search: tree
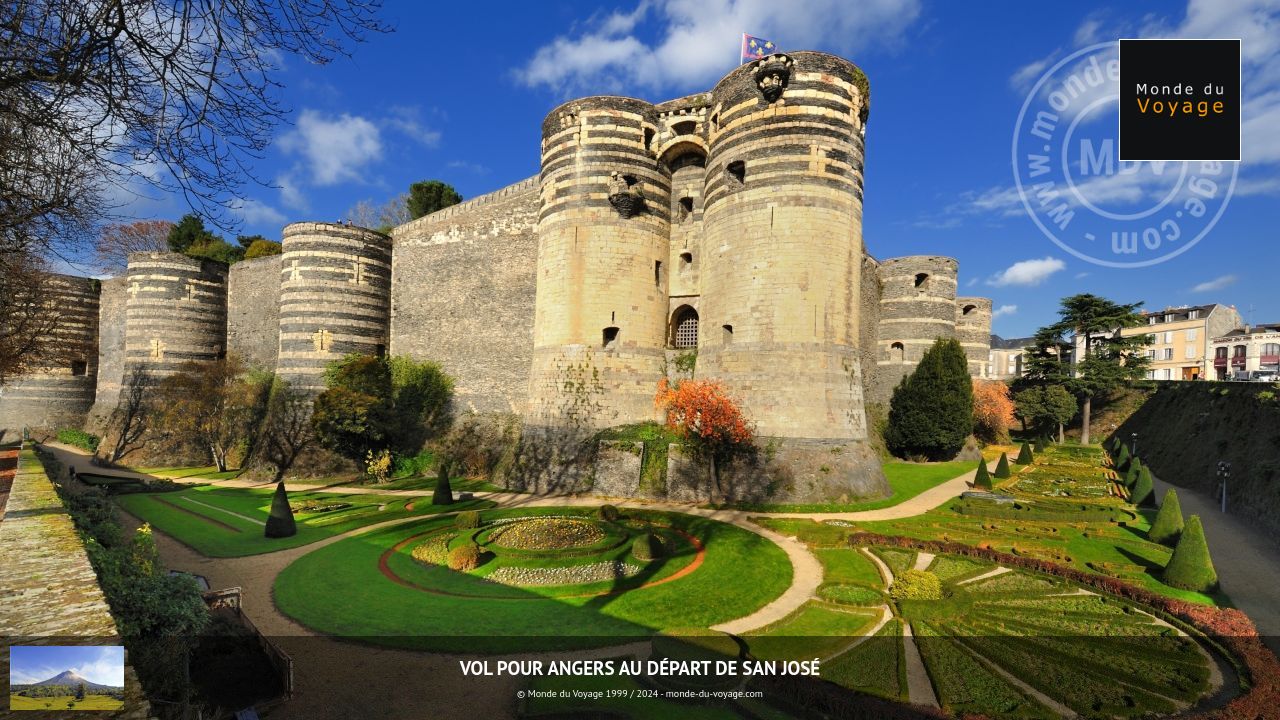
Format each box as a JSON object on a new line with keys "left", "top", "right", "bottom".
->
{"left": 993, "top": 452, "right": 1011, "bottom": 479}
{"left": 1015, "top": 441, "right": 1033, "bottom": 465}
{"left": 264, "top": 481, "right": 297, "bottom": 538}
{"left": 654, "top": 378, "right": 754, "bottom": 489}
{"left": 1, "top": 0, "right": 388, "bottom": 261}
{"left": 75, "top": 683, "right": 85, "bottom": 701}
{"left": 0, "top": 253, "right": 73, "bottom": 385}
{"left": 152, "top": 357, "right": 267, "bottom": 471}
{"left": 406, "top": 180, "right": 462, "bottom": 219}
{"left": 885, "top": 338, "right": 974, "bottom": 460}
{"left": 259, "top": 380, "right": 314, "bottom": 483}
{"left": 167, "top": 214, "right": 220, "bottom": 253}
{"left": 1162, "top": 515, "right": 1217, "bottom": 592}
{"left": 104, "top": 364, "right": 153, "bottom": 463}
{"left": 972, "top": 380, "right": 1015, "bottom": 443}
{"left": 1013, "top": 385, "right": 1076, "bottom": 442}
{"left": 347, "top": 193, "right": 411, "bottom": 232}
{"left": 432, "top": 460, "right": 454, "bottom": 505}
{"left": 1027, "top": 294, "right": 1150, "bottom": 444}
{"left": 1149, "top": 489, "right": 1184, "bottom": 546}
{"left": 973, "top": 458, "right": 993, "bottom": 490}
{"left": 1132, "top": 466, "right": 1154, "bottom": 506}
{"left": 387, "top": 356, "right": 454, "bottom": 450}
{"left": 244, "top": 239, "right": 283, "bottom": 259}
{"left": 312, "top": 355, "right": 394, "bottom": 463}
{"left": 94, "top": 221, "right": 173, "bottom": 274}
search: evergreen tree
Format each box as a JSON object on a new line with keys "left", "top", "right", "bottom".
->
{"left": 432, "top": 460, "right": 454, "bottom": 505}
{"left": 973, "top": 458, "right": 993, "bottom": 490}
{"left": 1016, "top": 441, "right": 1034, "bottom": 465}
{"left": 1163, "top": 515, "right": 1217, "bottom": 592}
{"left": 1131, "top": 466, "right": 1154, "bottom": 506}
{"left": 167, "top": 213, "right": 216, "bottom": 252}
{"left": 264, "top": 481, "right": 297, "bottom": 538}
{"left": 1125, "top": 457, "right": 1143, "bottom": 487}
{"left": 885, "top": 338, "right": 974, "bottom": 460}
{"left": 994, "top": 452, "right": 1011, "bottom": 479}
{"left": 1115, "top": 443, "right": 1131, "bottom": 471}
{"left": 1149, "top": 489, "right": 1184, "bottom": 545}
{"left": 406, "top": 180, "right": 462, "bottom": 219}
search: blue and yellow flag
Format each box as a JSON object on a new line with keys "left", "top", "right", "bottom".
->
{"left": 741, "top": 34, "right": 777, "bottom": 64}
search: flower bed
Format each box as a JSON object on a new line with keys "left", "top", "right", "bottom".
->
{"left": 487, "top": 561, "right": 642, "bottom": 587}
{"left": 486, "top": 517, "right": 607, "bottom": 550}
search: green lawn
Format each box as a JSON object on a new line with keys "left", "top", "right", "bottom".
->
{"left": 273, "top": 507, "right": 792, "bottom": 652}
{"left": 9, "top": 694, "right": 124, "bottom": 710}
{"left": 115, "top": 485, "right": 492, "bottom": 557}
{"left": 130, "top": 465, "right": 244, "bottom": 481}
{"left": 744, "top": 601, "right": 881, "bottom": 660}
{"left": 712, "top": 461, "right": 973, "bottom": 513}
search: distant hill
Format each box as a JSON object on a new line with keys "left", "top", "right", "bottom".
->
{"left": 26, "top": 670, "right": 120, "bottom": 693}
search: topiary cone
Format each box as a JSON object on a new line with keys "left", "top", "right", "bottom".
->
{"left": 1125, "top": 458, "right": 1143, "bottom": 488}
{"left": 264, "top": 481, "right": 297, "bottom": 538}
{"left": 1115, "top": 443, "right": 1131, "bottom": 471}
{"left": 993, "top": 452, "right": 1011, "bottom": 479}
{"left": 1131, "top": 466, "right": 1154, "bottom": 507}
{"left": 1163, "top": 515, "right": 1217, "bottom": 592}
{"left": 1016, "top": 441, "right": 1034, "bottom": 465}
{"left": 1149, "top": 489, "right": 1184, "bottom": 546}
{"left": 973, "top": 459, "right": 993, "bottom": 490}
{"left": 432, "top": 461, "right": 454, "bottom": 505}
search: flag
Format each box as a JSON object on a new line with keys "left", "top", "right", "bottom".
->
{"left": 741, "top": 34, "right": 777, "bottom": 64}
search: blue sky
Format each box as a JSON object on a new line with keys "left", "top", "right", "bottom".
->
{"left": 9, "top": 646, "right": 125, "bottom": 687}
{"left": 98, "top": 0, "right": 1280, "bottom": 338}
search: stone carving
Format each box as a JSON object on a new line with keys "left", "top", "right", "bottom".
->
{"left": 607, "top": 171, "right": 645, "bottom": 218}
{"left": 754, "top": 53, "right": 793, "bottom": 102}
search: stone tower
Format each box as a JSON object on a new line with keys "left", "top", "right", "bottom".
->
{"left": 956, "top": 297, "right": 993, "bottom": 378}
{"left": 0, "top": 275, "right": 100, "bottom": 432}
{"left": 871, "top": 255, "right": 959, "bottom": 403}
{"left": 123, "top": 253, "right": 228, "bottom": 379}
{"left": 697, "top": 52, "right": 872, "bottom": 441}
{"left": 525, "top": 97, "right": 672, "bottom": 429}
{"left": 277, "top": 222, "right": 393, "bottom": 394}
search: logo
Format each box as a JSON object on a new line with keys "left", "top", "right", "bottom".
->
{"left": 1012, "top": 42, "right": 1238, "bottom": 268}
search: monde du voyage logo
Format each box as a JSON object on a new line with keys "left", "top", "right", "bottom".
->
{"left": 1013, "top": 40, "right": 1241, "bottom": 268}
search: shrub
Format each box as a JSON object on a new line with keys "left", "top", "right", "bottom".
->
{"left": 1149, "top": 489, "right": 1184, "bottom": 546}
{"left": 243, "top": 239, "right": 282, "bottom": 259}
{"left": 993, "top": 452, "right": 1011, "bottom": 479}
{"left": 455, "top": 510, "right": 481, "bottom": 529}
{"left": 972, "top": 459, "right": 993, "bottom": 490}
{"left": 392, "top": 449, "right": 435, "bottom": 478}
{"left": 447, "top": 543, "right": 482, "bottom": 572}
{"left": 1015, "top": 441, "right": 1033, "bottom": 465}
{"left": 1033, "top": 434, "right": 1051, "bottom": 452}
{"left": 432, "top": 462, "right": 454, "bottom": 506}
{"left": 1125, "top": 459, "right": 1142, "bottom": 488}
{"left": 56, "top": 428, "right": 100, "bottom": 453}
{"left": 1131, "top": 466, "right": 1154, "bottom": 507}
{"left": 885, "top": 338, "right": 974, "bottom": 460}
{"left": 598, "top": 504, "right": 620, "bottom": 521}
{"left": 411, "top": 534, "right": 452, "bottom": 564}
{"left": 889, "top": 569, "right": 942, "bottom": 601}
{"left": 365, "top": 448, "right": 392, "bottom": 483}
{"left": 972, "top": 379, "right": 1015, "bottom": 443}
{"left": 1114, "top": 443, "right": 1131, "bottom": 471}
{"left": 632, "top": 532, "right": 665, "bottom": 561}
{"left": 264, "top": 481, "right": 297, "bottom": 538}
{"left": 1163, "top": 515, "right": 1217, "bottom": 592}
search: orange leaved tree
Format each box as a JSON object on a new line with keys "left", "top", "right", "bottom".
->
{"left": 972, "top": 379, "right": 1015, "bottom": 444}
{"left": 654, "top": 378, "right": 753, "bottom": 489}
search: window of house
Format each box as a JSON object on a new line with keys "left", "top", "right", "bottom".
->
{"left": 1264, "top": 343, "right": 1280, "bottom": 355}
{"left": 70, "top": 360, "right": 87, "bottom": 376}
{"left": 1165, "top": 314, "right": 1174, "bottom": 323}
{"left": 1186, "top": 345, "right": 1196, "bottom": 359}
{"left": 1189, "top": 310, "right": 1200, "bottom": 319}
{"left": 1148, "top": 316, "right": 1157, "bottom": 325}
{"left": 1187, "top": 328, "right": 1198, "bottom": 341}
{"left": 1215, "top": 347, "right": 1228, "bottom": 359}
{"left": 1162, "top": 348, "right": 1174, "bottom": 360}
{"left": 671, "top": 307, "right": 699, "bottom": 348}
{"left": 1164, "top": 331, "right": 1174, "bottom": 344}
{"left": 1147, "top": 349, "right": 1156, "bottom": 359}
{"left": 1147, "top": 370, "right": 1156, "bottom": 379}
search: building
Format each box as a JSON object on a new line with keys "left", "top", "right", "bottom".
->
{"left": 1210, "top": 323, "right": 1280, "bottom": 380}
{"left": 1072, "top": 304, "right": 1242, "bottom": 381}
{"left": 0, "top": 52, "right": 993, "bottom": 501}
{"left": 988, "top": 335, "right": 1036, "bottom": 380}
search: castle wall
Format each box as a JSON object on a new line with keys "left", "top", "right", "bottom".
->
{"left": 277, "top": 223, "right": 392, "bottom": 394}
{"left": 390, "top": 178, "right": 540, "bottom": 414}
{"left": 870, "top": 255, "right": 958, "bottom": 404}
{"left": 697, "top": 52, "right": 871, "bottom": 441}
{"left": 525, "top": 96, "right": 672, "bottom": 429}
{"left": 0, "top": 274, "right": 100, "bottom": 434}
{"left": 124, "top": 253, "right": 228, "bottom": 380}
{"left": 227, "top": 254, "right": 282, "bottom": 372}
{"left": 956, "top": 296, "right": 993, "bottom": 378}
{"left": 87, "top": 277, "right": 128, "bottom": 429}
{"left": 858, "top": 255, "right": 884, "bottom": 407}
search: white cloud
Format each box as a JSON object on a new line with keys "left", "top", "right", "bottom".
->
{"left": 232, "top": 198, "right": 287, "bottom": 227}
{"left": 992, "top": 304, "right": 1018, "bottom": 318}
{"left": 1075, "top": 271, "right": 1090, "bottom": 279}
{"left": 987, "top": 257, "right": 1066, "bottom": 287}
{"left": 1191, "top": 274, "right": 1237, "bottom": 292}
{"left": 383, "top": 105, "right": 442, "bottom": 148}
{"left": 279, "top": 110, "right": 383, "bottom": 186}
{"left": 517, "top": 0, "right": 922, "bottom": 94}
{"left": 74, "top": 647, "right": 125, "bottom": 687}
{"left": 446, "top": 160, "right": 490, "bottom": 175}
{"left": 275, "top": 173, "right": 308, "bottom": 212}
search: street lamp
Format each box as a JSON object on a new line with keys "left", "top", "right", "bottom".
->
{"left": 1217, "top": 461, "right": 1231, "bottom": 513}
{"left": 1131, "top": 432, "right": 1138, "bottom": 457}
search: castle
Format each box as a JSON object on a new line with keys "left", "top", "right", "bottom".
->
{"left": 0, "top": 52, "right": 991, "bottom": 502}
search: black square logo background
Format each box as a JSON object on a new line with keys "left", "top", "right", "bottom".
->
{"left": 1119, "top": 39, "right": 1240, "bottom": 161}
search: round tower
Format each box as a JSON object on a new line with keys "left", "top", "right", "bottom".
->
{"left": 696, "top": 52, "right": 871, "bottom": 440}
{"left": 956, "top": 297, "right": 993, "bottom": 378}
{"left": 124, "top": 253, "right": 228, "bottom": 379}
{"left": 525, "top": 96, "right": 671, "bottom": 429}
{"left": 0, "top": 275, "right": 100, "bottom": 431}
{"left": 277, "top": 222, "right": 392, "bottom": 394}
{"left": 871, "top": 255, "right": 959, "bottom": 402}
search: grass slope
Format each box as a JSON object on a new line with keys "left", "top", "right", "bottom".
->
{"left": 716, "top": 461, "right": 972, "bottom": 513}
{"left": 9, "top": 694, "right": 124, "bottom": 710}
